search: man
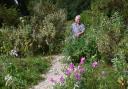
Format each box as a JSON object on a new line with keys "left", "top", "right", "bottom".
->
{"left": 71, "top": 15, "right": 85, "bottom": 38}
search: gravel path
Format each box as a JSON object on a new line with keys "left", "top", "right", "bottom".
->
{"left": 31, "top": 55, "right": 66, "bottom": 89}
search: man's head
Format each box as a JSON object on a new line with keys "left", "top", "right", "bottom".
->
{"left": 75, "top": 15, "right": 81, "bottom": 24}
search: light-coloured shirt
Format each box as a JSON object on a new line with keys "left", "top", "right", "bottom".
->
{"left": 71, "top": 23, "right": 85, "bottom": 36}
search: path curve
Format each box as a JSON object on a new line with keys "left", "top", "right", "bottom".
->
{"left": 31, "top": 55, "right": 66, "bottom": 89}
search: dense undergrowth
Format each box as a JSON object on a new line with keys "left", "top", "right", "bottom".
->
{"left": 0, "top": 0, "right": 128, "bottom": 89}
{"left": 0, "top": 55, "right": 50, "bottom": 89}
{"left": 55, "top": 0, "right": 128, "bottom": 89}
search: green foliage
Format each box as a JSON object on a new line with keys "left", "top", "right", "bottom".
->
{"left": 0, "top": 5, "right": 18, "bottom": 26}
{"left": 91, "top": 0, "right": 128, "bottom": 24}
{"left": 54, "top": 77, "right": 79, "bottom": 89}
{"left": 0, "top": 23, "right": 32, "bottom": 55}
{"left": 0, "top": 55, "right": 50, "bottom": 89}
{"left": 61, "top": 0, "right": 128, "bottom": 88}
{"left": 0, "top": 2, "right": 67, "bottom": 55}
{"left": 30, "top": 1, "right": 67, "bottom": 54}
{"left": 55, "top": 58, "right": 128, "bottom": 89}
{"left": 63, "top": 35, "right": 98, "bottom": 63}
{"left": 96, "top": 12, "right": 123, "bottom": 60}
{"left": 81, "top": 11, "right": 128, "bottom": 62}
{"left": 117, "top": 31, "right": 128, "bottom": 62}
{"left": 49, "top": 0, "right": 91, "bottom": 19}
{"left": 80, "top": 64, "right": 121, "bottom": 89}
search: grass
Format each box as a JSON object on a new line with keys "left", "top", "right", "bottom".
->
{"left": 0, "top": 55, "right": 51, "bottom": 89}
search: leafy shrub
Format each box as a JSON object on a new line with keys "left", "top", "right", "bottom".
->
{"left": 81, "top": 11, "right": 127, "bottom": 62}
{"left": 91, "top": 0, "right": 128, "bottom": 24}
{"left": 29, "top": 1, "right": 67, "bottom": 54}
{"left": 0, "top": 24, "right": 32, "bottom": 55}
{"left": 95, "top": 12, "right": 123, "bottom": 60}
{"left": 54, "top": 0, "right": 91, "bottom": 19}
{"left": 0, "top": 5, "right": 18, "bottom": 26}
{"left": 63, "top": 35, "right": 98, "bottom": 63}
{"left": 0, "top": 2, "right": 67, "bottom": 55}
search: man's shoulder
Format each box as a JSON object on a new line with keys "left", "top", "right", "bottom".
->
{"left": 80, "top": 23, "right": 85, "bottom": 26}
{"left": 72, "top": 23, "right": 76, "bottom": 26}
{"left": 72, "top": 23, "right": 85, "bottom": 27}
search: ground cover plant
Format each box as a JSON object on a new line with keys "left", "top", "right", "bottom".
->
{"left": 0, "top": 55, "right": 50, "bottom": 89}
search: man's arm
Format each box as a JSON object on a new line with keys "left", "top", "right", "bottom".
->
{"left": 77, "top": 24, "right": 85, "bottom": 37}
{"left": 76, "top": 31, "right": 84, "bottom": 37}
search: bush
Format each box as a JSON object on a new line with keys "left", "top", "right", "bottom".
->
{"left": 55, "top": 0, "right": 91, "bottom": 19}
{"left": 0, "top": 5, "right": 18, "bottom": 26}
{"left": 91, "top": 0, "right": 128, "bottom": 24}
{"left": 63, "top": 34, "right": 98, "bottom": 63}
{"left": 81, "top": 11, "right": 127, "bottom": 63}
{"left": 0, "top": 1, "right": 67, "bottom": 55}
{"left": 29, "top": 1, "right": 67, "bottom": 54}
{"left": 0, "top": 24, "right": 32, "bottom": 55}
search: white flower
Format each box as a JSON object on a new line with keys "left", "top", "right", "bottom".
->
{"left": 73, "top": 81, "right": 79, "bottom": 89}
{"left": 10, "top": 49, "right": 18, "bottom": 57}
{"left": 4, "top": 74, "right": 13, "bottom": 86}
{"left": 5, "top": 74, "right": 12, "bottom": 81}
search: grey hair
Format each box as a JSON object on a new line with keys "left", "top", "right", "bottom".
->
{"left": 75, "top": 15, "right": 80, "bottom": 19}
{"left": 75, "top": 15, "right": 81, "bottom": 21}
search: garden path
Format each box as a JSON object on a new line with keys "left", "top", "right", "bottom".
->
{"left": 31, "top": 55, "right": 66, "bottom": 89}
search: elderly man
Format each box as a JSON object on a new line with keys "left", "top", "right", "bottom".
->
{"left": 71, "top": 15, "right": 85, "bottom": 38}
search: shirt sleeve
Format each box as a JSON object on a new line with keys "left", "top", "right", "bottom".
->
{"left": 71, "top": 24, "right": 76, "bottom": 34}
{"left": 71, "top": 24, "right": 74, "bottom": 33}
{"left": 80, "top": 24, "right": 85, "bottom": 32}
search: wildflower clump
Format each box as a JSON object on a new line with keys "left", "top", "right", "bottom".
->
{"left": 50, "top": 57, "right": 86, "bottom": 84}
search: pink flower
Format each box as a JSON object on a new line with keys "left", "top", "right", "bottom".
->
{"left": 65, "top": 69, "right": 71, "bottom": 76}
{"left": 69, "top": 63, "right": 75, "bottom": 70}
{"left": 92, "top": 61, "right": 98, "bottom": 68}
{"left": 50, "top": 78, "right": 56, "bottom": 83}
{"left": 80, "top": 57, "right": 85, "bottom": 65}
{"left": 60, "top": 76, "right": 65, "bottom": 83}
{"left": 78, "top": 66, "right": 85, "bottom": 73}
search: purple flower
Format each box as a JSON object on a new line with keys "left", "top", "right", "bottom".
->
{"left": 65, "top": 69, "right": 71, "bottom": 76}
{"left": 92, "top": 61, "right": 98, "bottom": 68}
{"left": 74, "top": 72, "right": 81, "bottom": 80}
{"left": 69, "top": 63, "right": 75, "bottom": 70}
{"left": 78, "top": 66, "right": 85, "bottom": 73}
{"left": 60, "top": 76, "right": 65, "bottom": 83}
{"left": 80, "top": 57, "right": 85, "bottom": 65}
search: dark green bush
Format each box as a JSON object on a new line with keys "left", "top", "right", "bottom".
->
{"left": 91, "top": 0, "right": 128, "bottom": 24}
{"left": 0, "top": 5, "right": 18, "bottom": 26}
{"left": 63, "top": 33, "right": 98, "bottom": 63}
{"left": 56, "top": 0, "right": 91, "bottom": 19}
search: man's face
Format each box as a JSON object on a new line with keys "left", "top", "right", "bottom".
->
{"left": 75, "top": 17, "right": 80, "bottom": 24}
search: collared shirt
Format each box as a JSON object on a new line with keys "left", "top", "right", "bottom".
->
{"left": 71, "top": 23, "right": 85, "bottom": 36}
